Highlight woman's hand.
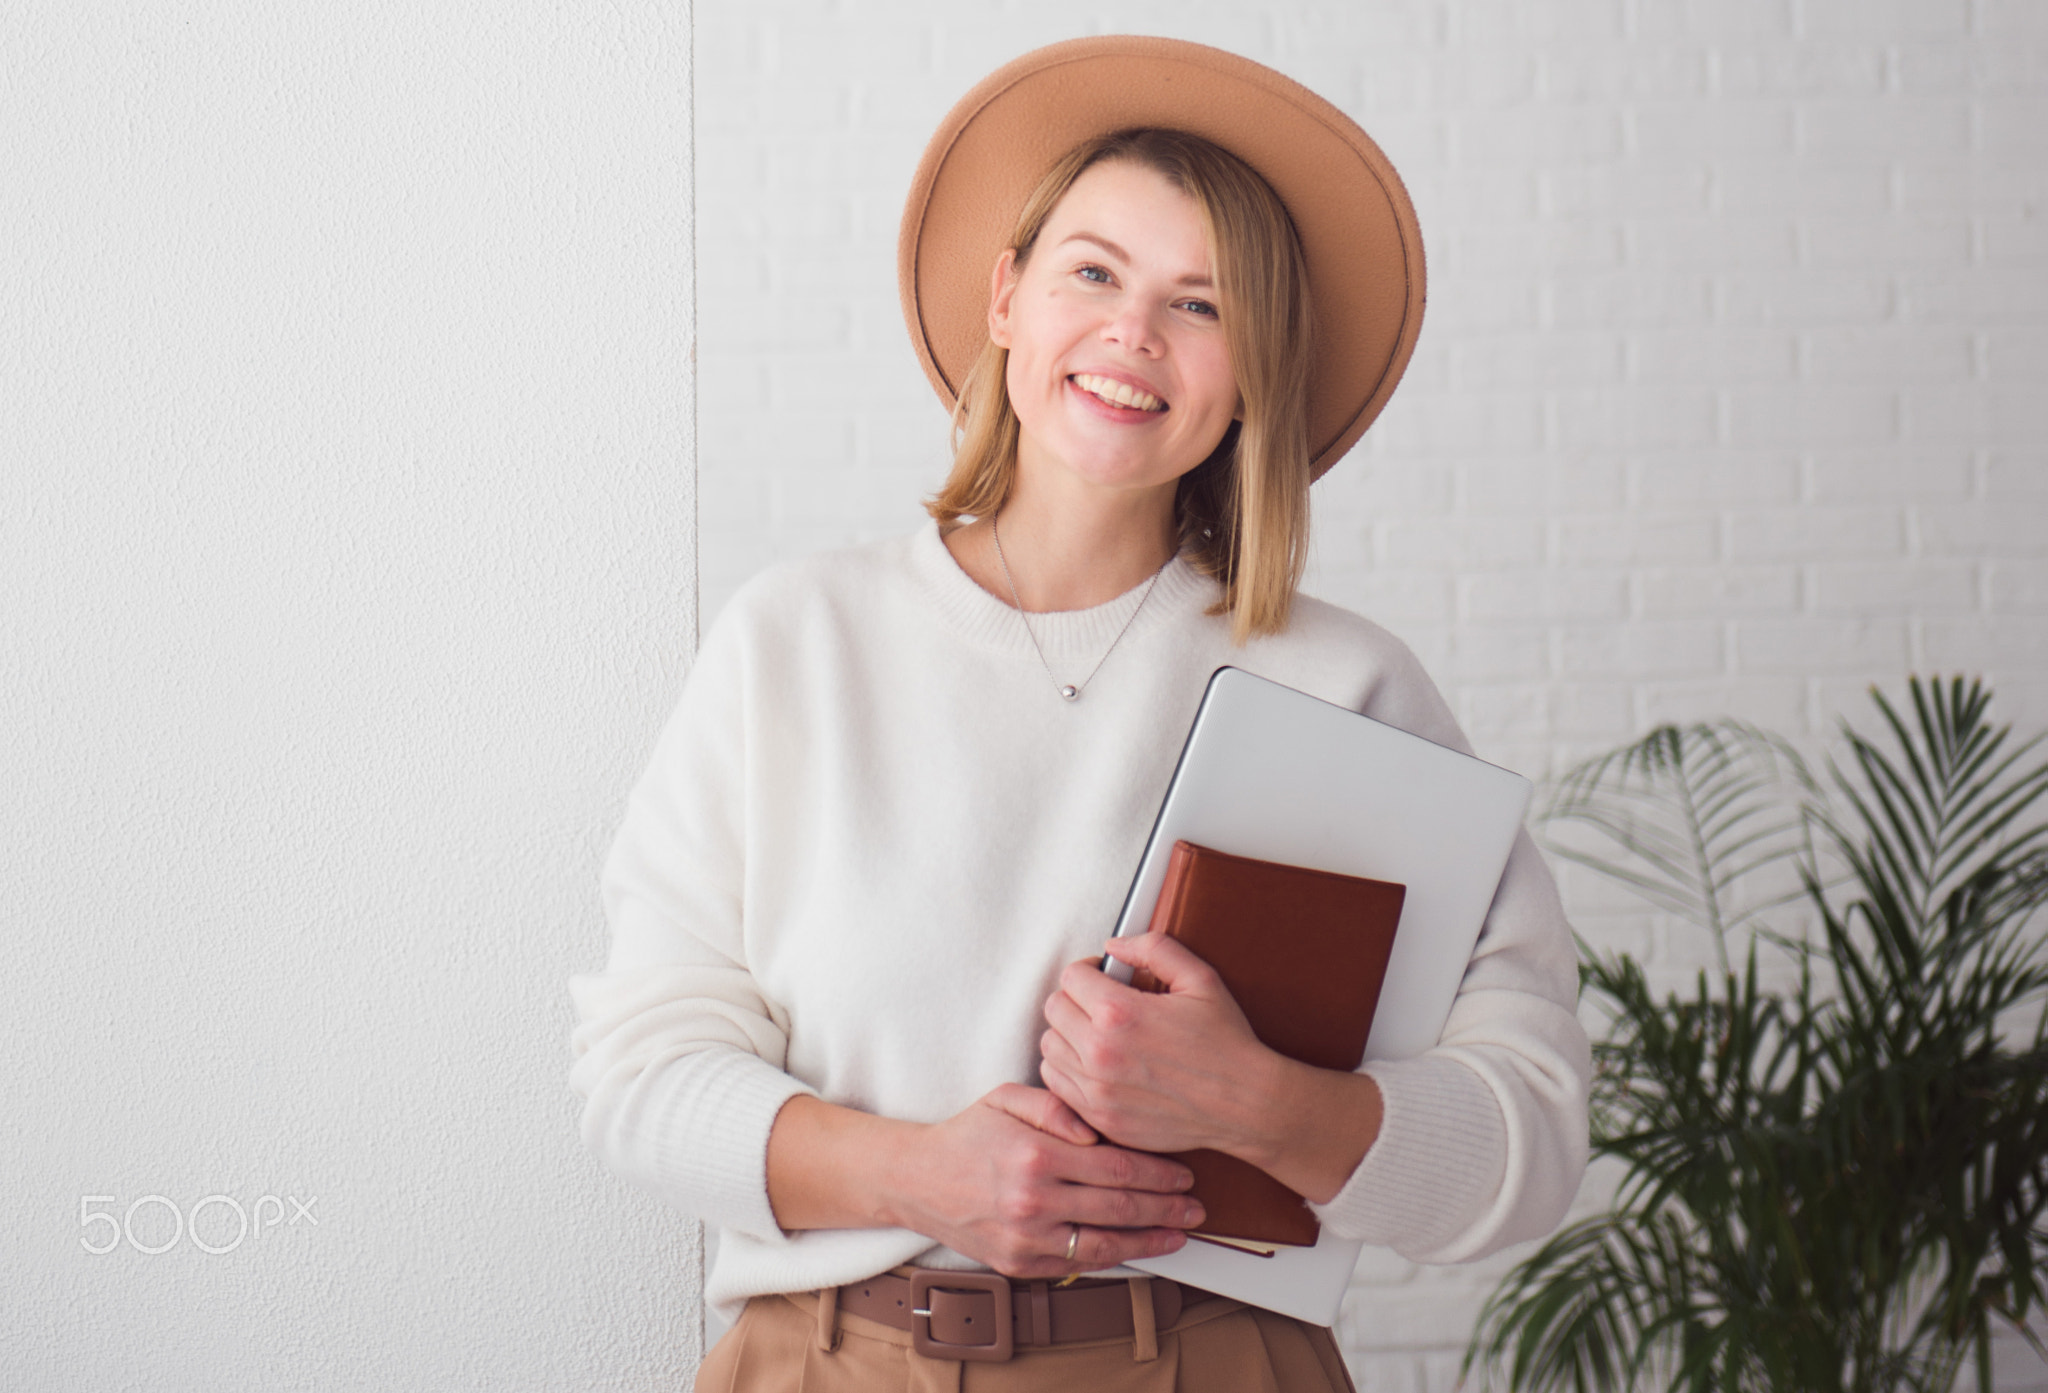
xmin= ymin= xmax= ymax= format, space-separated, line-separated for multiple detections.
xmin=1038 ymin=932 xmax=1277 ymax=1157
xmin=1038 ymin=932 xmax=1386 ymax=1202
xmin=765 ymin=1084 xmax=1204 ymax=1280
xmin=886 ymin=1083 xmax=1203 ymax=1278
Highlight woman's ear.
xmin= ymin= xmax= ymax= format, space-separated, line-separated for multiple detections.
xmin=986 ymin=247 xmax=1020 ymax=349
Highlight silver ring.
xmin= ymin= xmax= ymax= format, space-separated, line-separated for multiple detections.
xmin=1064 ymin=1223 xmax=1080 ymax=1262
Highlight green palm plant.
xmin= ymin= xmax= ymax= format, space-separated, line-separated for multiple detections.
xmin=1466 ymin=677 xmax=2048 ymax=1393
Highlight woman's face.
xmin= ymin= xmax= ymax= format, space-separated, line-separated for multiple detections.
xmin=988 ymin=160 xmax=1242 ymax=499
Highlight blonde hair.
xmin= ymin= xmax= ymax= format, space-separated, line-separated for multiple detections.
xmin=923 ymin=128 xmax=1314 ymax=644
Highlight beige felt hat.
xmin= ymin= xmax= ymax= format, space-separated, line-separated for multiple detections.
xmin=898 ymin=35 xmax=1426 ymax=480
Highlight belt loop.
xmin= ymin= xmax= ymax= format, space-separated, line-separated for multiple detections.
xmin=815 ymin=1283 xmax=840 ymax=1352
xmin=1029 ymin=1279 xmax=1052 ymax=1346
xmin=1126 ymin=1277 xmax=1158 ymax=1363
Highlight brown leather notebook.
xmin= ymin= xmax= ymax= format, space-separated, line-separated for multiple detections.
xmin=1129 ymin=839 xmax=1406 ymax=1249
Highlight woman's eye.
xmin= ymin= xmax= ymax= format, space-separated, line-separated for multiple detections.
xmin=1178 ymin=299 xmax=1219 ymax=318
xmin=1077 ymin=265 xmax=1111 ymax=284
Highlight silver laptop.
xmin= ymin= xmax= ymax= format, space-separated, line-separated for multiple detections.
xmin=1107 ymin=666 xmax=1533 ymax=1324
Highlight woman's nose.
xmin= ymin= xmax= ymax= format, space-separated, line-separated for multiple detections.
xmin=1099 ymin=299 xmax=1165 ymax=357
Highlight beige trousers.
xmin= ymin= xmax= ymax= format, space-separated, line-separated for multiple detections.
xmin=693 ymin=1282 xmax=1359 ymax=1393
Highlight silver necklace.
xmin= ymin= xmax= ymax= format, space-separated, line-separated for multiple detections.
xmin=989 ymin=511 xmax=1170 ymax=702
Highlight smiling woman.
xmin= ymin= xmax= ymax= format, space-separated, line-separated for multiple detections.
xmin=568 ymin=35 xmax=1590 ymax=1393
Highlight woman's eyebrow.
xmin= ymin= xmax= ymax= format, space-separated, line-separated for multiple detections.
xmin=1057 ymin=231 xmax=1214 ymax=288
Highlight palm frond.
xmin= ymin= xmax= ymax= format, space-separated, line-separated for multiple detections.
xmin=1540 ymin=721 xmax=1820 ymax=974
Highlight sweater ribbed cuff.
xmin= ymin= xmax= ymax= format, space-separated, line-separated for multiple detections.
xmin=602 ymin=1047 xmax=817 ymax=1245
xmin=1306 ymin=1054 xmax=1506 ymax=1258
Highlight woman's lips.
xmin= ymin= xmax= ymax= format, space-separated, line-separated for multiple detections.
xmin=1067 ymin=373 xmax=1168 ymax=415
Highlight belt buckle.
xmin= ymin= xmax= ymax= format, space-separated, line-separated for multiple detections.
xmin=908 ymin=1270 xmax=1014 ymax=1362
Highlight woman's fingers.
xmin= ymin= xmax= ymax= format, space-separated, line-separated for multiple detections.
xmin=987 ymin=1082 xmax=1193 ymax=1196
xmin=1067 ymin=1222 xmax=1192 ymax=1271
xmin=1040 ymin=988 xmax=1090 ymax=1048
xmin=1058 ymin=1179 xmax=1205 ymax=1233
xmin=920 ymin=1085 xmax=1205 ymax=1278
xmin=1055 ymin=1132 xmax=1195 ymax=1197
xmin=1037 ymin=1019 xmax=1090 ymax=1087
xmin=1072 ymin=932 xmax=1223 ymax=1005
xmin=985 ymin=1080 xmax=1097 ymax=1146
xmin=990 ymin=1222 xmax=1191 ymax=1280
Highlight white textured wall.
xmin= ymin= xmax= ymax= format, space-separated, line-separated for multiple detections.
xmin=3 ymin=4 xmax=700 ymax=1389
xmin=696 ymin=3 xmax=2048 ymax=1389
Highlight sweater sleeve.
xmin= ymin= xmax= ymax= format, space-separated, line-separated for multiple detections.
xmin=1304 ymin=645 xmax=1591 ymax=1263
xmin=566 ymin=604 xmax=815 ymax=1245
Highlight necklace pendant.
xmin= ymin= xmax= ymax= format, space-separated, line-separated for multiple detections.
xmin=990 ymin=510 xmax=1167 ymax=710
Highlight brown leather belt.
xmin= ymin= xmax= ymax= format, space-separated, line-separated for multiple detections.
xmin=833 ymin=1268 xmax=1197 ymax=1362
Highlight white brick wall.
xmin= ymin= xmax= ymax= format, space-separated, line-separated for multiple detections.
xmin=696 ymin=3 xmax=2047 ymax=1386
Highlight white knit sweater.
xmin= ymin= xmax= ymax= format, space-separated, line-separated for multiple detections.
xmin=568 ymin=520 xmax=1590 ymax=1323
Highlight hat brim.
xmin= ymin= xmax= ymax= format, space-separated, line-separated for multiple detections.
xmin=898 ymin=36 xmax=1426 ymax=481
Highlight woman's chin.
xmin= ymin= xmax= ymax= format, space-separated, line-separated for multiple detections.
xmin=1017 ymin=431 xmax=1209 ymax=495
xmin=1037 ymin=457 xmax=1192 ymax=497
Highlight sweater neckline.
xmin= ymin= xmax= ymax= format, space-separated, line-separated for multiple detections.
xmin=907 ymin=518 xmax=1217 ymax=660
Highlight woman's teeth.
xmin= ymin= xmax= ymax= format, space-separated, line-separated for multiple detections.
xmin=1072 ymin=373 xmax=1165 ymax=412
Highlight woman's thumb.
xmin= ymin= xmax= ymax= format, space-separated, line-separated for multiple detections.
xmin=989 ymin=1082 xmax=1097 ymax=1145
